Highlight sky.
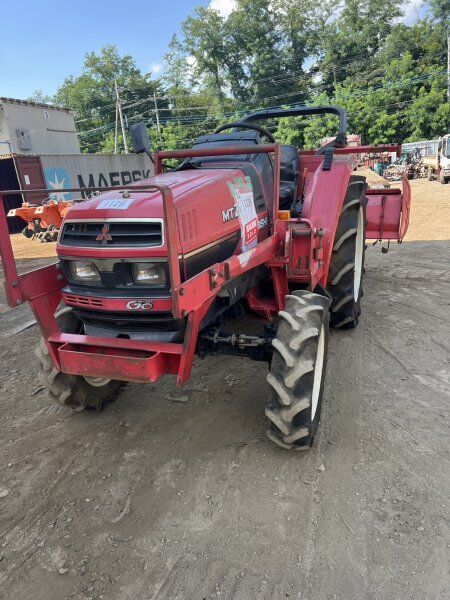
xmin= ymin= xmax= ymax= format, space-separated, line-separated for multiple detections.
xmin=0 ymin=0 xmax=223 ymax=99
xmin=0 ymin=0 xmax=429 ymax=101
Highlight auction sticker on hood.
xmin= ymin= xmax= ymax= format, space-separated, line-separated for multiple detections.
xmin=227 ymin=176 xmax=258 ymax=252
xmin=96 ymin=198 xmax=134 ymax=210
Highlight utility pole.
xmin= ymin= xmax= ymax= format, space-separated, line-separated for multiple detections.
xmin=153 ymin=92 xmax=162 ymax=143
xmin=114 ymin=96 xmax=119 ymax=154
xmin=115 ymin=78 xmax=129 ymax=154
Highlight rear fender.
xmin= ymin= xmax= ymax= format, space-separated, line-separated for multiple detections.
xmin=300 ymin=158 xmax=353 ymax=287
xmin=365 ymin=175 xmax=411 ymax=242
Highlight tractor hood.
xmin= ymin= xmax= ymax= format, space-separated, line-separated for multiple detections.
xmin=65 ymin=169 xmax=231 ymax=220
xmin=57 ymin=167 xmax=251 ymax=259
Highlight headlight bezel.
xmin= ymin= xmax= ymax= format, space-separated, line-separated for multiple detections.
xmin=132 ymin=262 xmax=167 ymax=287
xmin=63 ymin=258 xmax=169 ymax=289
xmin=68 ymin=260 xmax=101 ymax=283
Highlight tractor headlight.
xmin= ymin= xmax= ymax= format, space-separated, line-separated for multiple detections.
xmin=69 ymin=261 xmax=101 ymax=282
xmin=133 ymin=262 xmax=166 ymax=286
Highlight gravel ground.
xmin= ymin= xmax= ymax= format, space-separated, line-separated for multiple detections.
xmin=0 ymin=179 xmax=448 ymax=600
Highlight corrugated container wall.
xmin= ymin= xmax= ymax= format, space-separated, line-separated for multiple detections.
xmin=39 ymin=153 xmax=153 ymax=201
xmin=0 ymin=153 xmax=154 ymax=233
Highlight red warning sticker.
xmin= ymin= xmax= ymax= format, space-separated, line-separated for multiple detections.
xmin=227 ymin=176 xmax=258 ymax=252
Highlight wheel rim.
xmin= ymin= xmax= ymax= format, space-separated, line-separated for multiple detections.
xmin=83 ymin=376 xmax=111 ymax=387
xmin=354 ymin=206 xmax=364 ymax=301
xmin=311 ymin=324 xmax=325 ymax=420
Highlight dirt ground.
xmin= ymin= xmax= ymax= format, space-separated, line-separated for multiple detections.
xmin=401 ymin=178 xmax=450 ymax=241
xmin=0 ymin=179 xmax=449 ymax=600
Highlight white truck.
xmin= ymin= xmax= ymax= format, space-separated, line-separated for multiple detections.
xmin=423 ymin=134 xmax=450 ymax=184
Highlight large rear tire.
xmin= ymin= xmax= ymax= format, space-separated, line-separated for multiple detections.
xmin=265 ymin=291 xmax=330 ymax=450
xmin=35 ymin=308 xmax=124 ymax=411
xmin=328 ymin=176 xmax=367 ymax=329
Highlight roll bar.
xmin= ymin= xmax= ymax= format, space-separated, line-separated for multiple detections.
xmin=241 ymin=105 xmax=348 ymax=148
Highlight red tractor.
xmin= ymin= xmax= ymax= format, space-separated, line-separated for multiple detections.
xmin=0 ymin=106 xmax=411 ymax=450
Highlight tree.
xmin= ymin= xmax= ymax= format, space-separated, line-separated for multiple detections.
xmin=428 ymin=0 xmax=450 ymax=27
xmin=314 ymin=0 xmax=403 ymax=90
xmin=181 ymin=0 xmax=308 ymax=105
xmin=54 ymin=45 xmax=168 ymax=152
xmin=162 ymin=34 xmax=192 ymax=91
xmin=43 ymin=1 xmax=449 ymax=152
xmin=28 ymin=90 xmax=53 ymax=104
xmin=272 ymin=0 xmax=328 ymax=86
xmin=225 ymin=0 xmax=287 ymax=102
xmin=182 ymin=7 xmax=230 ymax=106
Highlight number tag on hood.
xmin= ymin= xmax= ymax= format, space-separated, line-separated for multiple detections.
xmin=96 ymin=198 xmax=133 ymax=210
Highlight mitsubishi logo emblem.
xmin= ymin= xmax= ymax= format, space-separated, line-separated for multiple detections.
xmin=96 ymin=224 xmax=112 ymax=243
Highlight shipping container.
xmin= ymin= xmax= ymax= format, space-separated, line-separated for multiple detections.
xmin=0 ymin=153 xmax=154 ymax=233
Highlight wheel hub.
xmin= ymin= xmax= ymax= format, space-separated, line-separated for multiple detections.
xmin=83 ymin=376 xmax=111 ymax=387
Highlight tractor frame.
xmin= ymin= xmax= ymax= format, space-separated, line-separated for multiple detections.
xmin=0 ymin=141 xmax=410 ymax=389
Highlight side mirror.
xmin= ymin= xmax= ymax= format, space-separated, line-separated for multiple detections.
xmin=130 ymin=122 xmax=152 ymax=156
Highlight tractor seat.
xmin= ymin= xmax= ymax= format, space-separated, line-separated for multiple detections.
xmin=279 ymin=145 xmax=300 ymax=209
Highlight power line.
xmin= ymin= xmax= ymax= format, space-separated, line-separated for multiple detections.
xmin=73 ymin=49 xmax=445 ymax=127
xmin=77 ymin=70 xmax=446 ymax=143
xmin=79 ymin=100 xmax=418 ymax=152
xmin=82 ymin=64 xmax=446 ymax=136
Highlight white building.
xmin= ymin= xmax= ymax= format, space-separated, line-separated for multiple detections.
xmin=0 ymin=97 xmax=80 ymax=155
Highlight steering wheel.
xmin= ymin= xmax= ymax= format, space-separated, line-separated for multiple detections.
xmin=213 ymin=121 xmax=276 ymax=144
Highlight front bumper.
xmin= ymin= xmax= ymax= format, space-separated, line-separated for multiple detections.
xmin=62 ymin=290 xmax=186 ymax=343
xmin=50 ymin=332 xmax=183 ymax=383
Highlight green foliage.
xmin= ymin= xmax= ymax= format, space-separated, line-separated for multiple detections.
xmin=428 ymin=0 xmax=450 ymax=26
xmin=46 ymin=2 xmax=449 ymax=153
xmin=28 ymin=90 xmax=53 ymax=104
xmin=53 ymin=46 xmax=167 ymax=152
xmin=275 ymin=116 xmax=306 ymax=146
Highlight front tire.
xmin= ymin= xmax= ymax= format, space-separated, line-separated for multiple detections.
xmin=265 ymin=291 xmax=330 ymax=450
xmin=328 ymin=176 xmax=367 ymax=329
xmin=35 ymin=308 xmax=124 ymax=411
xmin=440 ymin=172 xmax=448 ymax=184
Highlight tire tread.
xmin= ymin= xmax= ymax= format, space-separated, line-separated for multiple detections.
xmin=266 ymin=291 xmax=329 ymax=450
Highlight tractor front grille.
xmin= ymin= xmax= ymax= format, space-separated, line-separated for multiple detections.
xmin=64 ymin=294 xmax=105 ymax=309
xmin=73 ymin=308 xmax=185 ymax=341
xmin=60 ymin=220 xmax=163 ymax=248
